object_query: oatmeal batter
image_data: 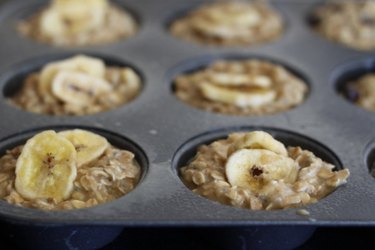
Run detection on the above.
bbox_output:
[170,1,283,46]
[0,130,141,210]
[9,55,141,116]
[311,1,375,50]
[180,131,350,210]
[344,73,375,111]
[18,0,137,46]
[174,59,307,115]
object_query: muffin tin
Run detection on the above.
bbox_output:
[0,0,374,249]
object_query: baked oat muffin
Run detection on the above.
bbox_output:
[343,73,375,111]
[174,59,307,115]
[0,129,141,210]
[169,1,283,46]
[9,55,141,116]
[18,0,137,47]
[180,131,350,210]
[311,1,375,50]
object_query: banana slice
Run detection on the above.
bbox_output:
[206,4,260,26]
[51,71,112,106]
[54,0,108,18]
[232,131,288,157]
[15,130,77,202]
[54,0,108,34]
[225,149,298,192]
[58,129,109,167]
[53,0,108,34]
[40,0,108,37]
[39,9,65,37]
[121,68,141,90]
[208,73,272,88]
[192,3,260,38]
[200,83,276,108]
[39,55,106,97]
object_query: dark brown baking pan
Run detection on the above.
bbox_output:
[0,0,373,249]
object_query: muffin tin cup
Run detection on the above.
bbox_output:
[0,125,147,248]
[2,52,145,100]
[0,0,374,248]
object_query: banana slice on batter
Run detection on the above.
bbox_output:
[15,130,77,202]
[40,0,108,37]
[200,83,276,108]
[39,8,65,37]
[225,149,298,192]
[58,129,109,167]
[206,3,260,26]
[231,131,287,157]
[53,0,108,34]
[121,68,141,90]
[51,71,112,106]
[208,73,272,88]
[192,3,260,38]
[39,55,106,97]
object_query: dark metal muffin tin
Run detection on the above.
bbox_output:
[0,0,374,249]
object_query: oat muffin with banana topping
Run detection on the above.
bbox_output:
[180,131,350,210]
[170,1,283,46]
[174,59,307,115]
[0,129,141,210]
[18,0,137,47]
[311,1,375,51]
[9,55,141,116]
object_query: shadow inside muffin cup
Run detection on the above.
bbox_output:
[305,1,324,29]
[332,57,375,106]
[169,54,311,114]
[1,52,144,114]
[364,139,375,178]
[305,1,342,50]
[305,1,341,39]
